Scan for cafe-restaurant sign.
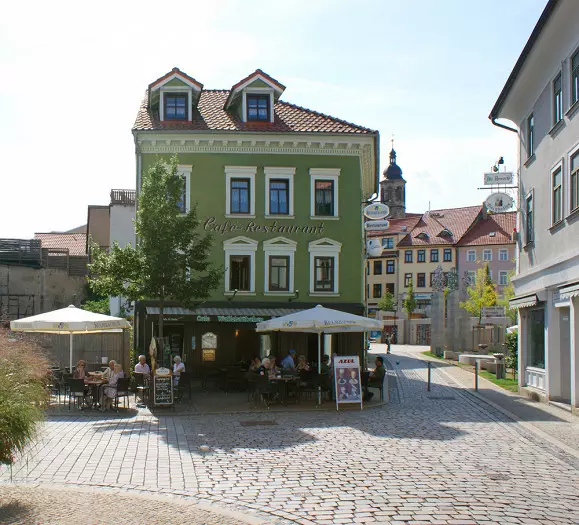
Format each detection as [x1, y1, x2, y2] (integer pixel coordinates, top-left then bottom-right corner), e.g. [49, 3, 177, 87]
[204, 216, 325, 236]
[485, 192, 514, 213]
[363, 203, 389, 220]
[333, 355, 363, 411]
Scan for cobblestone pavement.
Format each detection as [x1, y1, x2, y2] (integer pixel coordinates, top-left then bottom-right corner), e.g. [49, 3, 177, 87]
[0, 484, 259, 525]
[1, 346, 578, 525]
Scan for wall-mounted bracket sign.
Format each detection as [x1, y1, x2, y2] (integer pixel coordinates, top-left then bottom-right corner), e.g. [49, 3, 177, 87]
[364, 220, 390, 231]
[366, 239, 383, 257]
[363, 203, 390, 220]
[484, 172, 513, 185]
[485, 192, 514, 213]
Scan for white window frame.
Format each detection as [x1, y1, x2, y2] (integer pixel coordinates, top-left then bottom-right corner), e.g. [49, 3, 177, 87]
[499, 249, 509, 261]
[160, 87, 193, 122]
[263, 237, 297, 295]
[551, 159, 564, 225]
[467, 250, 476, 262]
[467, 271, 476, 284]
[568, 143, 579, 215]
[310, 168, 340, 219]
[308, 237, 342, 296]
[223, 236, 258, 295]
[264, 167, 295, 218]
[499, 271, 508, 286]
[526, 189, 535, 244]
[225, 166, 257, 218]
[553, 71, 563, 125]
[482, 249, 492, 262]
[242, 88, 275, 123]
[176, 164, 192, 214]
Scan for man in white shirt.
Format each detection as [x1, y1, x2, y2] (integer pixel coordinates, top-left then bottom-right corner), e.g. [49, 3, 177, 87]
[134, 355, 151, 375]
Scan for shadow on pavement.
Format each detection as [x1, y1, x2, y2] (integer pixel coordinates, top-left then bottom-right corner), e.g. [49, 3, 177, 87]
[0, 499, 29, 524]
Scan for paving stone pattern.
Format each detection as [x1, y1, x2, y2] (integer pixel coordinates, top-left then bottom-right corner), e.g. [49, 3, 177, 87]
[1, 348, 578, 525]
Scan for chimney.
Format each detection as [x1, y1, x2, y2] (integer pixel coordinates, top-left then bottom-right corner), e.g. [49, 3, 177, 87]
[481, 202, 488, 220]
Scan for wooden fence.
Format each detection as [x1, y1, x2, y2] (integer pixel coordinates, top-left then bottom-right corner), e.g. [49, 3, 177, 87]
[34, 331, 131, 373]
[0, 239, 42, 267]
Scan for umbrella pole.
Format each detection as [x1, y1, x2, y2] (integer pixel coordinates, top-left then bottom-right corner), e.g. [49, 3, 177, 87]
[317, 331, 322, 406]
[69, 333, 73, 373]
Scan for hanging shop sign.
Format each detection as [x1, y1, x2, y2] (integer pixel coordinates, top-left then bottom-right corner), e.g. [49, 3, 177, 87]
[363, 203, 390, 220]
[485, 192, 514, 213]
[364, 220, 390, 231]
[366, 239, 383, 257]
[484, 172, 513, 185]
[333, 355, 363, 410]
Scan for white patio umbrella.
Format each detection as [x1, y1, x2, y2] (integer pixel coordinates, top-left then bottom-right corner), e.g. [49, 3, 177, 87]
[10, 305, 131, 372]
[256, 305, 383, 403]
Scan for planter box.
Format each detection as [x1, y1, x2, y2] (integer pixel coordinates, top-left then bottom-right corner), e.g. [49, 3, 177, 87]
[482, 360, 497, 373]
[444, 350, 460, 361]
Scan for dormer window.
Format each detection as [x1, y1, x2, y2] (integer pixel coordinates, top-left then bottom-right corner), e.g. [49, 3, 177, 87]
[165, 93, 188, 120]
[247, 95, 270, 121]
[416, 232, 429, 240]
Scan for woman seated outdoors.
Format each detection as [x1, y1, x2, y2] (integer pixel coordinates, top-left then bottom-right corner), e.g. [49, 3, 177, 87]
[248, 356, 261, 374]
[296, 354, 310, 373]
[73, 360, 88, 379]
[100, 364, 124, 411]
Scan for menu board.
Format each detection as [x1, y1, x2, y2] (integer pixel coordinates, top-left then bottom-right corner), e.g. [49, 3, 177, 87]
[154, 375, 173, 406]
[333, 355, 363, 410]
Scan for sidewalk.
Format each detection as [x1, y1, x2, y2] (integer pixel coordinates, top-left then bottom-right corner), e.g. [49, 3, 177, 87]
[389, 344, 579, 458]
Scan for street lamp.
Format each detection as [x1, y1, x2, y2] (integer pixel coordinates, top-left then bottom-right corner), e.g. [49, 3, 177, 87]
[392, 302, 398, 344]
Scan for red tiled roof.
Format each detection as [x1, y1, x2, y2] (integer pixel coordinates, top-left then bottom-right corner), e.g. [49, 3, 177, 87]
[398, 205, 482, 247]
[34, 233, 87, 256]
[134, 90, 376, 134]
[366, 214, 422, 237]
[149, 67, 203, 90]
[457, 212, 516, 246]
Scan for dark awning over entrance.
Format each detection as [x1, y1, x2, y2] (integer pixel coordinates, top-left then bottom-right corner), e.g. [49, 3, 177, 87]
[145, 306, 303, 323]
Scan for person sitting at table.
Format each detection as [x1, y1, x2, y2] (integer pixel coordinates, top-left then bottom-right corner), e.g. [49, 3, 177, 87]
[320, 354, 331, 375]
[100, 364, 124, 411]
[173, 356, 185, 386]
[362, 356, 386, 402]
[295, 354, 310, 372]
[257, 358, 271, 376]
[248, 356, 261, 374]
[73, 360, 88, 379]
[268, 359, 280, 379]
[280, 349, 296, 370]
[97, 360, 116, 380]
[134, 355, 150, 376]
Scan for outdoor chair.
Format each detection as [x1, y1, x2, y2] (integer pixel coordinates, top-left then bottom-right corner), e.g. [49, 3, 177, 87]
[113, 377, 131, 412]
[246, 372, 258, 403]
[298, 371, 318, 401]
[177, 371, 192, 401]
[368, 372, 387, 401]
[134, 372, 150, 406]
[255, 374, 275, 409]
[67, 378, 86, 410]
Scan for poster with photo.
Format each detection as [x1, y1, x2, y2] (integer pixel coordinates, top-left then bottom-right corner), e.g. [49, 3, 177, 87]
[333, 355, 363, 410]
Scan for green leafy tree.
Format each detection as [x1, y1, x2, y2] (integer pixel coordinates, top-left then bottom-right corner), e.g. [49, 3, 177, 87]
[89, 157, 223, 365]
[403, 281, 416, 317]
[499, 270, 517, 325]
[377, 290, 395, 311]
[460, 264, 498, 324]
[81, 298, 110, 315]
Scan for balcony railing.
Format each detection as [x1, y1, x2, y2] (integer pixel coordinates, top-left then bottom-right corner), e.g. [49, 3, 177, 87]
[110, 189, 136, 205]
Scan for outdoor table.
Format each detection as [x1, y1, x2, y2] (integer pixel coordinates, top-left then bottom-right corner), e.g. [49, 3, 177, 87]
[269, 376, 299, 405]
[84, 378, 106, 409]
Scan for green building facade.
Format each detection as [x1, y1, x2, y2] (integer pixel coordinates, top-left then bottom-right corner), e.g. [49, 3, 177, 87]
[133, 68, 379, 368]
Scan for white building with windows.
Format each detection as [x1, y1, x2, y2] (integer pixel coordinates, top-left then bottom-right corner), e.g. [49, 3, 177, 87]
[490, 0, 579, 412]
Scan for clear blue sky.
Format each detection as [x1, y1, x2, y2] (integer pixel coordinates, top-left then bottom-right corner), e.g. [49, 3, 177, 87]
[0, 0, 546, 238]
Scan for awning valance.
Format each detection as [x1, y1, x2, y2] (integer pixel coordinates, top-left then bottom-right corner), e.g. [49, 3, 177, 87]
[509, 294, 538, 309]
[559, 281, 579, 300]
[145, 306, 302, 319]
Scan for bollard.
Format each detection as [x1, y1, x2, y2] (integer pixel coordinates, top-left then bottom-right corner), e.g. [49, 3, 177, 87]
[427, 361, 432, 392]
[474, 360, 479, 391]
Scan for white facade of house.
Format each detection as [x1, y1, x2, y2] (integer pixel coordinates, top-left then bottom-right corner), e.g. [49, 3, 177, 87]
[491, 0, 579, 412]
[108, 190, 136, 316]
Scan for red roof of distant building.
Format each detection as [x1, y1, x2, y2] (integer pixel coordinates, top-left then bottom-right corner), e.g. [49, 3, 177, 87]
[366, 214, 422, 238]
[398, 205, 482, 247]
[134, 89, 376, 134]
[34, 233, 87, 256]
[457, 212, 516, 246]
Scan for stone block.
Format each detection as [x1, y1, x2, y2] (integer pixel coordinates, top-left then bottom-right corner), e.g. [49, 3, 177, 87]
[443, 350, 460, 361]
